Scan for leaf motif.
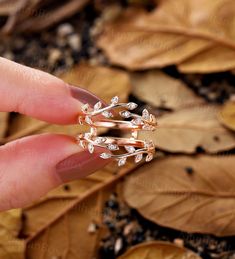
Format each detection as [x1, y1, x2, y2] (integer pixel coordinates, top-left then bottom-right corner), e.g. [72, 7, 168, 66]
[118, 157, 127, 167]
[94, 101, 102, 111]
[111, 96, 119, 104]
[124, 155, 235, 236]
[117, 242, 201, 259]
[97, 1, 235, 73]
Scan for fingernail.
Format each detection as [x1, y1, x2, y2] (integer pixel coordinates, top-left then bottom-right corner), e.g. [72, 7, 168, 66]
[69, 85, 106, 106]
[56, 149, 110, 183]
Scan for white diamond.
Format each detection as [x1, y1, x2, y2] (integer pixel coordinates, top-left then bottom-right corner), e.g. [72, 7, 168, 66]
[84, 133, 92, 139]
[85, 116, 93, 125]
[94, 101, 102, 111]
[135, 153, 143, 163]
[79, 140, 86, 149]
[142, 109, 150, 120]
[118, 157, 127, 167]
[94, 137, 107, 144]
[132, 118, 143, 125]
[107, 144, 119, 151]
[88, 143, 94, 154]
[146, 153, 153, 162]
[111, 96, 119, 104]
[100, 153, 112, 159]
[120, 111, 131, 118]
[82, 103, 89, 112]
[125, 146, 135, 153]
[102, 111, 113, 118]
[126, 102, 138, 110]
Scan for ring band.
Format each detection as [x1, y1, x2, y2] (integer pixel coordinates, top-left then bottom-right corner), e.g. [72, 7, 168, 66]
[77, 96, 157, 166]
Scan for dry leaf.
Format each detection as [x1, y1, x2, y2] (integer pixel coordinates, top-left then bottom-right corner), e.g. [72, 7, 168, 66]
[26, 162, 138, 259]
[97, 0, 235, 73]
[0, 112, 8, 140]
[131, 71, 204, 110]
[140, 105, 235, 153]
[118, 241, 201, 259]
[0, 209, 25, 259]
[23, 164, 120, 237]
[5, 64, 130, 142]
[60, 63, 131, 103]
[218, 101, 235, 131]
[124, 155, 235, 236]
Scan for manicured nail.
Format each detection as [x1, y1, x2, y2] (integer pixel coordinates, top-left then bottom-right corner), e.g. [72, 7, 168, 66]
[69, 85, 105, 106]
[56, 149, 110, 182]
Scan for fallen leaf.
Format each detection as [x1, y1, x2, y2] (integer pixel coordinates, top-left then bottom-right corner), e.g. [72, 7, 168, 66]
[131, 70, 204, 110]
[97, 1, 235, 73]
[0, 112, 9, 139]
[60, 63, 131, 103]
[118, 241, 201, 259]
[0, 209, 25, 259]
[140, 105, 235, 153]
[5, 64, 131, 142]
[26, 162, 138, 259]
[218, 101, 235, 131]
[124, 155, 235, 236]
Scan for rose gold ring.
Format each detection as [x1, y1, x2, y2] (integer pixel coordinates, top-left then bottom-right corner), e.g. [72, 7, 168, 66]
[77, 96, 157, 166]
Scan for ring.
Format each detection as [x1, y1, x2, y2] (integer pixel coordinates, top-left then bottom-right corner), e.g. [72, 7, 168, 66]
[77, 96, 157, 166]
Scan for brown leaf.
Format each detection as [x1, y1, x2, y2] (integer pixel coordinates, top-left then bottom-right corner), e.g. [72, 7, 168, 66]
[0, 112, 9, 140]
[0, 209, 25, 259]
[23, 164, 120, 237]
[5, 64, 130, 142]
[131, 70, 204, 110]
[26, 162, 138, 259]
[140, 105, 235, 153]
[124, 155, 235, 236]
[60, 63, 131, 103]
[97, 1, 235, 73]
[118, 241, 201, 259]
[218, 100, 235, 131]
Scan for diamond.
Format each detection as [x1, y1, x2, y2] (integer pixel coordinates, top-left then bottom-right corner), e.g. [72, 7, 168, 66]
[146, 153, 153, 162]
[88, 143, 94, 154]
[85, 116, 93, 125]
[125, 146, 135, 153]
[82, 103, 89, 113]
[118, 157, 127, 167]
[84, 133, 92, 139]
[135, 153, 143, 163]
[120, 111, 131, 118]
[111, 96, 119, 104]
[107, 144, 119, 151]
[102, 111, 113, 118]
[79, 140, 86, 149]
[94, 101, 102, 111]
[100, 153, 112, 159]
[126, 102, 138, 110]
[94, 137, 107, 144]
[150, 114, 156, 123]
[142, 109, 150, 120]
[132, 118, 143, 125]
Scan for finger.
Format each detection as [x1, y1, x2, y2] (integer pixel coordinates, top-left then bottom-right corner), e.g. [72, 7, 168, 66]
[0, 133, 110, 211]
[0, 57, 102, 124]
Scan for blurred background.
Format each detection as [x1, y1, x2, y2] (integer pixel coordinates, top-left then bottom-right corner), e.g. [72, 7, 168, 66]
[1, 0, 235, 258]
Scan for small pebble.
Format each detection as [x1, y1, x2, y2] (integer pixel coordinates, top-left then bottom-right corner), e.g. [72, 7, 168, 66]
[68, 34, 81, 51]
[57, 23, 74, 37]
[114, 238, 123, 255]
[88, 222, 98, 234]
[174, 238, 184, 247]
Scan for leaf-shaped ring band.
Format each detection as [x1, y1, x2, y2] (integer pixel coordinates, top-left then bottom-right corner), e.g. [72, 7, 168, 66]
[77, 96, 157, 166]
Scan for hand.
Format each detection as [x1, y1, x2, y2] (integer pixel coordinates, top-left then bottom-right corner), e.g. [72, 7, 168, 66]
[0, 57, 110, 211]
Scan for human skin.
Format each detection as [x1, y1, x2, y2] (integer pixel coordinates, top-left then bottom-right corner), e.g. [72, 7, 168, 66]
[0, 57, 111, 211]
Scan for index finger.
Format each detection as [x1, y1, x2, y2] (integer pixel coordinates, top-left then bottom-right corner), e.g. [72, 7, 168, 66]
[0, 57, 101, 124]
